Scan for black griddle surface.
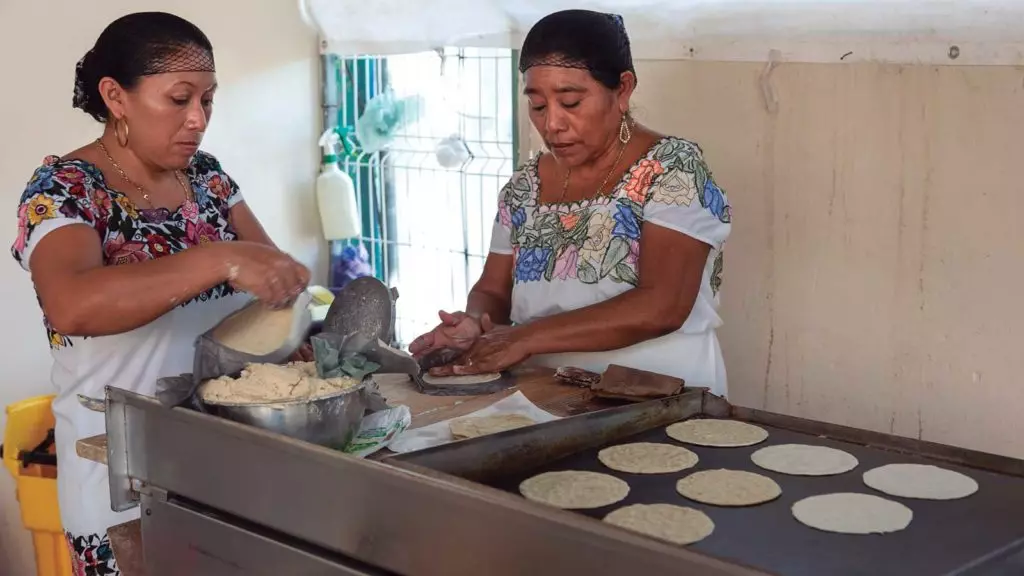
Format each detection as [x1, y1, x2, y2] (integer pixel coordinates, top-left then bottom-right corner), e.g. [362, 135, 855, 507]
[490, 422, 1024, 576]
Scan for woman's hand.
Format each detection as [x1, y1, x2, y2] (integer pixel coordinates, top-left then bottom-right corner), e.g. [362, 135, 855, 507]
[428, 324, 532, 376]
[409, 311, 492, 358]
[217, 241, 311, 309]
[289, 342, 315, 362]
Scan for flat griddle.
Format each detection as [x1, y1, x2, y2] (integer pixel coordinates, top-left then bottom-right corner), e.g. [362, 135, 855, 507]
[388, 391, 1024, 576]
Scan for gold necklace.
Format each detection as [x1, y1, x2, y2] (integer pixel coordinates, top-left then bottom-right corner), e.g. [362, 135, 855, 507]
[559, 141, 629, 202]
[95, 138, 193, 209]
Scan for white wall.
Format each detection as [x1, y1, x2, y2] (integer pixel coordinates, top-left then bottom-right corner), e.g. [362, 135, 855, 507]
[0, 2, 320, 573]
[520, 59, 1024, 458]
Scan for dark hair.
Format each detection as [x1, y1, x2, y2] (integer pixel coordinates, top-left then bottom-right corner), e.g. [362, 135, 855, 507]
[519, 10, 636, 89]
[73, 12, 215, 122]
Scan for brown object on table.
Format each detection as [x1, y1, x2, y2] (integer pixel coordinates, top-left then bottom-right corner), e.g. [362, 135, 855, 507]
[108, 519, 146, 576]
[591, 364, 685, 401]
[77, 434, 108, 465]
[554, 366, 602, 387]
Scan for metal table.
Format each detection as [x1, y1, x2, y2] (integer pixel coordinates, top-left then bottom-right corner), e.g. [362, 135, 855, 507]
[103, 384, 1024, 575]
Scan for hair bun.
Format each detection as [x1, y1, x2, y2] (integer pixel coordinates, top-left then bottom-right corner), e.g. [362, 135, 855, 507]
[72, 49, 99, 118]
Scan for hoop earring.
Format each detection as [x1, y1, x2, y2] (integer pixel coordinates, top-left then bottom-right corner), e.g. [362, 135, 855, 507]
[618, 113, 633, 145]
[114, 118, 130, 148]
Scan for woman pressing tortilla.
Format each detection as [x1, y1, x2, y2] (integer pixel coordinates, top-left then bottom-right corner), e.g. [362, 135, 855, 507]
[410, 9, 732, 395]
[11, 13, 309, 574]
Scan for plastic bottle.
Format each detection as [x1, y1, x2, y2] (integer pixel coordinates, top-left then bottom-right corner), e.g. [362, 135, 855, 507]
[316, 128, 361, 241]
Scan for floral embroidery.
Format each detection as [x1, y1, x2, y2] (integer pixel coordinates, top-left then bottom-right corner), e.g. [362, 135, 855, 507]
[515, 247, 552, 282]
[711, 252, 723, 296]
[623, 158, 664, 204]
[553, 244, 579, 280]
[180, 199, 200, 221]
[12, 151, 243, 350]
[580, 211, 613, 265]
[558, 212, 580, 231]
[498, 136, 730, 289]
[27, 195, 57, 225]
[67, 531, 119, 575]
[651, 168, 698, 206]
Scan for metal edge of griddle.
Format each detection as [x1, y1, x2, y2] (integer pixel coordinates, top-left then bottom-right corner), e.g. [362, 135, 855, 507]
[727, 403, 1024, 478]
[385, 389, 708, 482]
[103, 386, 768, 576]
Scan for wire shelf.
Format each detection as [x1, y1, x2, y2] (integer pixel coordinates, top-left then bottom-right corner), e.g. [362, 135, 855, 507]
[333, 47, 515, 346]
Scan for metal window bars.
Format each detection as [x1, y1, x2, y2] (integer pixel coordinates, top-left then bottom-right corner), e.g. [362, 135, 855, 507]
[328, 48, 515, 347]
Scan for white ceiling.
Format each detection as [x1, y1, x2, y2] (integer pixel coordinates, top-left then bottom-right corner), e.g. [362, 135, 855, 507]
[302, 0, 1024, 65]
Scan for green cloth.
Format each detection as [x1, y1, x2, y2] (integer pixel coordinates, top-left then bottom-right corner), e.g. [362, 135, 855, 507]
[311, 334, 381, 380]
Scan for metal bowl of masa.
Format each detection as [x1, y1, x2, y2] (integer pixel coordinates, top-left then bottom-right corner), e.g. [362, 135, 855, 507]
[198, 377, 370, 449]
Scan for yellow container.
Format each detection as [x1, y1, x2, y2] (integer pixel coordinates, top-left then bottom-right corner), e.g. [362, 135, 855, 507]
[3, 395, 72, 576]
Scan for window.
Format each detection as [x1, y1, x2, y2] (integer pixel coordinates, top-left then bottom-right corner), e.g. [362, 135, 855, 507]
[328, 48, 516, 346]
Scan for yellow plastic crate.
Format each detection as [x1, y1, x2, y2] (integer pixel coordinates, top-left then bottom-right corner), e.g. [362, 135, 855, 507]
[4, 395, 72, 576]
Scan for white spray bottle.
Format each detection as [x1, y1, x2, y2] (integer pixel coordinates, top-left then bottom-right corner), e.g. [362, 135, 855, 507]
[316, 128, 361, 241]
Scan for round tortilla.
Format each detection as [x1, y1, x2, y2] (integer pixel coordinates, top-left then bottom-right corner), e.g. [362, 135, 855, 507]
[598, 442, 699, 474]
[450, 414, 536, 439]
[519, 471, 629, 510]
[604, 504, 714, 545]
[751, 444, 859, 476]
[863, 463, 978, 500]
[791, 493, 913, 535]
[676, 469, 782, 507]
[421, 372, 502, 386]
[665, 419, 769, 447]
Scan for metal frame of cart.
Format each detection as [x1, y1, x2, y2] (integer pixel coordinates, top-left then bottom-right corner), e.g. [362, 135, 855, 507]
[103, 386, 1024, 575]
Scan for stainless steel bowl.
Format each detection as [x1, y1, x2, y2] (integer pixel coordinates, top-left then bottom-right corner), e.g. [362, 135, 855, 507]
[199, 378, 370, 449]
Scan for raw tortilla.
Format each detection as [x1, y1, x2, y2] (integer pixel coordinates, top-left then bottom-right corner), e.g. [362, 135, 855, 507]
[676, 469, 782, 507]
[211, 303, 295, 355]
[597, 442, 699, 474]
[519, 471, 629, 509]
[665, 419, 769, 447]
[421, 372, 502, 386]
[751, 444, 859, 476]
[791, 493, 913, 535]
[199, 362, 358, 404]
[863, 463, 979, 500]
[604, 504, 714, 545]
[449, 414, 536, 439]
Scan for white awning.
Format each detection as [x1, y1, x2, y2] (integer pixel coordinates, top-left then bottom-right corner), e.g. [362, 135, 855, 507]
[300, 0, 1024, 65]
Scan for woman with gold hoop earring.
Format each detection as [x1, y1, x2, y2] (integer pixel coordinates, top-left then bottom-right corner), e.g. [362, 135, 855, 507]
[412, 9, 733, 399]
[113, 116, 129, 147]
[11, 12, 312, 575]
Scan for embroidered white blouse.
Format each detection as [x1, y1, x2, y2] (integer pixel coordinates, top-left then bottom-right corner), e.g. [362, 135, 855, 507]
[488, 136, 732, 395]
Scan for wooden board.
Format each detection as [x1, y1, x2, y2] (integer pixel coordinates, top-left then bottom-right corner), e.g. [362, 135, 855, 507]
[108, 520, 146, 576]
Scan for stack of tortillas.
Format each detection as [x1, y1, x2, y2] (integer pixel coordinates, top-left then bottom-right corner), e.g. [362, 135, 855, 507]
[449, 414, 536, 440]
